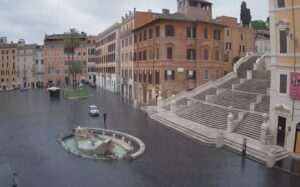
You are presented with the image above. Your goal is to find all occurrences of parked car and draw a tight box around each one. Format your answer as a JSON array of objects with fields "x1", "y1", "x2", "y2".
[
  {"x1": 89, "y1": 82, "x2": 96, "y2": 88},
  {"x1": 79, "y1": 82, "x2": 83, "y2": 88},
  {"x1": 88, "y1": 105, "x2": 99, "y2": 116},
  {"x1": 6, "y1": 87, "x2": 14, "y2": 91},
  {"x1": 20, "y1": 88, "x2": 29, "y2": 92}
]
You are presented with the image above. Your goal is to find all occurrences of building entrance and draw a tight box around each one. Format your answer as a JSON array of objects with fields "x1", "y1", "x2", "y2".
[
  {"x1": 277, "y1": 116, "x2": 286, "y2": 147},
  {"x1": 295, "y1": 123, "x2": 300, "y2": 154}
]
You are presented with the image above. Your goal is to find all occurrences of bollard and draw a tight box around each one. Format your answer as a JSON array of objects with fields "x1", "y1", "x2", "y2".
[
  {"x1": 216, "y1": 132, "x2": 224, "y2": 148},
  {"x1": 266, "y1": 149, "x2": 276, "y2": 168},
  {"x1": 242, "y1": 138, "x2": 247, "y2": 157}
]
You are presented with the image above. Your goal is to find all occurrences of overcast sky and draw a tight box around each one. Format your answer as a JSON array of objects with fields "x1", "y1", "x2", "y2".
[{"x1": 0, "y1": 0, "x2": 268, "y2": 44}]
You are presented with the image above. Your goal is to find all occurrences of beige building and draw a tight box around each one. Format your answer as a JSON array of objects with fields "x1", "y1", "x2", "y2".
[
  {"x1": 44, "y1": 34, "x2": 88, "y2": 87},
  {"x1": 133, "y1": 0, "x2": 232, "y2": 104},
  {"x1": 216, "y1": 16, "x2": 257, "y2": 63},
  {"x1": 0, "y1": 41, "x2": 17, "y2": 90},
  {"x1": 120, "y1": 9, "x2": 159, "y2": 101},
  {"x1": 95, "y1": 23, "x2": 120, "y2": 92},
  {"x1": 269, "y1": 0, "x2": 300, "y2": 155},
  {"x1": 16, "y1": 40, "x2": 37, "y2": 88}
]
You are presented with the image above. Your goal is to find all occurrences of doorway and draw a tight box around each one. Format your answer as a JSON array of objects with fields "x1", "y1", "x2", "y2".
[
  {"x1": 277, "y1": 116, "x2": 286, "y2": 147},
  {"x1": 294, "y1": 123, "x2": 300, "y2": 154}
]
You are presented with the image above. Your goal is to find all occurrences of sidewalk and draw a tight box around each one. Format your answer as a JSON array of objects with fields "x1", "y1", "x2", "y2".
[{"x1": 275, "y1": 156, "x2": 300, "y2": 176}]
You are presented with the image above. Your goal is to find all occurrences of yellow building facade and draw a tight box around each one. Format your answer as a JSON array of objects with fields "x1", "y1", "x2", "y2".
[{"x1": 269, "y1": 0, "x2": 300, "y2": 155}]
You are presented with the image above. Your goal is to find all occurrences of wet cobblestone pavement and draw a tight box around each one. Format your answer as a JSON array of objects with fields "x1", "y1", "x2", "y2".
[{"x1": 0, "y1": 88, "x2": 300, "y2": 187}]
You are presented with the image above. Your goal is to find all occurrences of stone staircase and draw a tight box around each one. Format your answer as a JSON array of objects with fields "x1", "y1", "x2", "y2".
[
  {"x1": 255, "y1": 96, "x2": 270, "y2": 113},
  {"x1": 236, "y1": 79, "x2": 270, "y2": 94},
  {"x1": 207, "y1": 90, "x2": 257, "y2": 110},
  {"x1": 234, "y1": 113, "x2": 264, "y2": 140},
  {"x1": 253, "y1": 71, "x2": 271, "y2": 80},
  {"x1": 151, "y1": 112, "x2": 289, "y2": 164},
  {"x1": 149, "y1": 53, "x2": 290, "y2": 165},
  {"x1": 218, "y1": 78, "x2": 240, "y2": 89},
  {"x1": 177, "y1": 102, "x2": 238, "y2": 130},
  {"x1": 237, "y1": 56, "x2": 260, "y2": 78},
  {"x1": 193, "y1": 87, "x2": 217, "y2": 100},
  {"x1": 151, "y1": 114, "x2": 216, "y2": 145}
]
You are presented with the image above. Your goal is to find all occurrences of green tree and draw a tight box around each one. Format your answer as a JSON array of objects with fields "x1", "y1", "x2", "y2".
[
  {"x1": 266, "y1": 17, "x2": 270, "y2": 29},
  {"x1": 68, "y1": 61, "x2": 82, "y2": 90},
  {"x1": 64, "y1": 28, "x2": 81, "y2": 61},
  {"x1": 64, "y1": 28, "x2": 82, "y2": 88},
  {"x1": 240, "y1": 1, "x2": 252, "y2": 27},
  {"x1": 251, "y1": 20, "x2": 269, "y2": 30}
]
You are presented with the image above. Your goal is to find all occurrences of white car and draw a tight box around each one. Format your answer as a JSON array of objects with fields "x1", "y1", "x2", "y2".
[{"x1": 88, "y1": 105, "x2": 99, "y2": 116}]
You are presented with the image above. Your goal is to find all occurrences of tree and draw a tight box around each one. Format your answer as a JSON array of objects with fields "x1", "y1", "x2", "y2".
[
  {"x1": 266, "y1": 17, "x2": 270, "y2": 29},
  {"x1": 64, "y1": 28, "x2": 81, "y2": 61},
  {"x1": 68, "y1": 61, "x2": 82, "y2": 90},
  {"x1": 64, "y1": 28, "x2": 82, "y2": 88},
  {"x1": 251, "y1": 20, "x2": 269, "y2": 30},
  {"x1": 240, "y1": 1, "x2": 252, "y2": 27}
]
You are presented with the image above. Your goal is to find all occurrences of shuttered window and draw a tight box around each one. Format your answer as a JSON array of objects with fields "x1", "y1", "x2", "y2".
[
  {"x1": 279, "y1": 74, "x2": 287, "y2": 94},
  {"x1": 277, "y1": 0, "x2": 285, "y2": 8},
  {"x1": 280, "y1": 30, "x2": 287, "y2": 53}
]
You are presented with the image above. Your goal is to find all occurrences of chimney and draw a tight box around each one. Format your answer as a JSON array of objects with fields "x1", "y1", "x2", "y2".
[
  {"x1": 129, "y1": 11, "x2": 132, "y2": 16},
  {"x1": 134, "y1": 8, "x2": 136, "y2": 12},
  {"x1": 125, "y1": 13, "x2": 128, "y2": 19},
  {"x1": 162, "y1": 9, "x2": 170, "y2": 15}
]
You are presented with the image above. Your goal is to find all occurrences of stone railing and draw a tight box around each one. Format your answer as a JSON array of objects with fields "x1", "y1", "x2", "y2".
[
  {"x1": 254, "y1": 53, "x2": 267, "y2": 71},
  {"x1": 163, "y1": 72, "x2": 237, "y2": 107},
  {"x1": 233, "y1": 53, "x2": 251, "y2": 72}
]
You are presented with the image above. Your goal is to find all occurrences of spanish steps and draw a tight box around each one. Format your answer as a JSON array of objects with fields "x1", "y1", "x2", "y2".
[
  {"x1": 150, "y1": 54, "x2": 289, "y2": 164},
  {"x1": 165, "y1": 54, "x2": 271, "y2": 141}
]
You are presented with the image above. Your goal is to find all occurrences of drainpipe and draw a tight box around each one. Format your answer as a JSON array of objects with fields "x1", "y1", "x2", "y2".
[{"x1": 292, "y1": 0, "x2": 296, "y2": 122}]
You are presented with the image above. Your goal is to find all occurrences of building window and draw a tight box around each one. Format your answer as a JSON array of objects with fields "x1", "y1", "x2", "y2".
[
  {"x1": 165, "y1": 25, "x2": 175, "y2": 37},
  {"x1": 143, "y1": 71, "x2": 147, "y2": 83},
  {"x1": 204, "y1": 70, "x2": 209, "y2": 80},
  {"x1": 187, "y1": 49, "x2": 196, "y2": 60},
  {"x1": 134, "y1": 34, "x2": 137, "y2": 43},
  {"x1": 165, "y1": 70, "x2": 175, "y2": 80},
  {"x1": 148, "y1": 71, "x2": 152, "y2": 84},
  {"x1": 187, "y1": 27, "x2": 196, "y2": 38},
  {"x1": 215, "y1": 50, "x2": 219, "y2": 61},
  {"x1": 187, "y1": 70, "x2": 196, "y2": 80},
  {"x1": 156, "y1": 48, "x2": 160, "y2": 59},
  {"x1": 214, "y1": 30, "x2": 221, "y2": 40},
  {"x1": 143, "y1": 30, "x2": 148, "y2": 41},
  {"x1": 216, "y1": 70, "x2": 220, "y2": 79},
  {"x1": 134, "y1": 71, "x2": 137, "y2": 81},
  {"x1": 279, "y1": 74, "x2": 287, "y2": 94},
  {"x1": 227, "y1": 29, "x2": 230, "y2": 36},
  {"x1": 143, "y1": 50, "x2": 147, "y2": 61},
  {"x1": 279, "y1": 30, "x2": 287, "y2": 53},
  {"x1": 139, "y1": 33, "x2": 142, "y2": 42},
  {"x1": 155, "y1": 70, "x2": 160, "y2": 84},
  {"x1": 204, "y1": 49, "x2": 209, "y2": 60},
  {"x1": 277, "y1": 0, "x2": 285, "y2": 8},
  {"x1": 149, "y1": 29, "x2": 153, "y2": 39},
  {"x1": 167, "y1": 47, "x2": 173, "y2": 59},
  {"x1": 224, "y1": 71, "x2": 228, "y2": 76},
  {"x1": 156, "y1": 26, "x2": 160, "y2": 37},
  {"x1": 226, "y1": 42, "x2": 232, "y2": 50},
  {"x1": 204, "y1": 28, "x2": 208, "y2": 38}
]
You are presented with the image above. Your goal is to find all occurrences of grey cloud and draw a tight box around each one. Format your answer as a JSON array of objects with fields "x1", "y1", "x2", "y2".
[{"x1": 0, "y1": 0, "x2": 268, "y2": 44}]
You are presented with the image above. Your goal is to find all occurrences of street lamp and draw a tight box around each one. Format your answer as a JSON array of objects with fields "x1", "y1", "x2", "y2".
[
  {"x1": 103, "y1": 113, "x2": 107, "y2": 129},
  {"x1": 12, "y1": 173, "x2": 18, "y2": 187}
]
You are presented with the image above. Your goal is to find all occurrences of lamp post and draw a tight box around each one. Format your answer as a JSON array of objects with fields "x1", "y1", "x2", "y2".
[
  {"x1": 103, "y1": 113, "x2": 107, "y2": 129},
  {"x1": 12, "y1": 173, "x2": 18, "y2": 187}
]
